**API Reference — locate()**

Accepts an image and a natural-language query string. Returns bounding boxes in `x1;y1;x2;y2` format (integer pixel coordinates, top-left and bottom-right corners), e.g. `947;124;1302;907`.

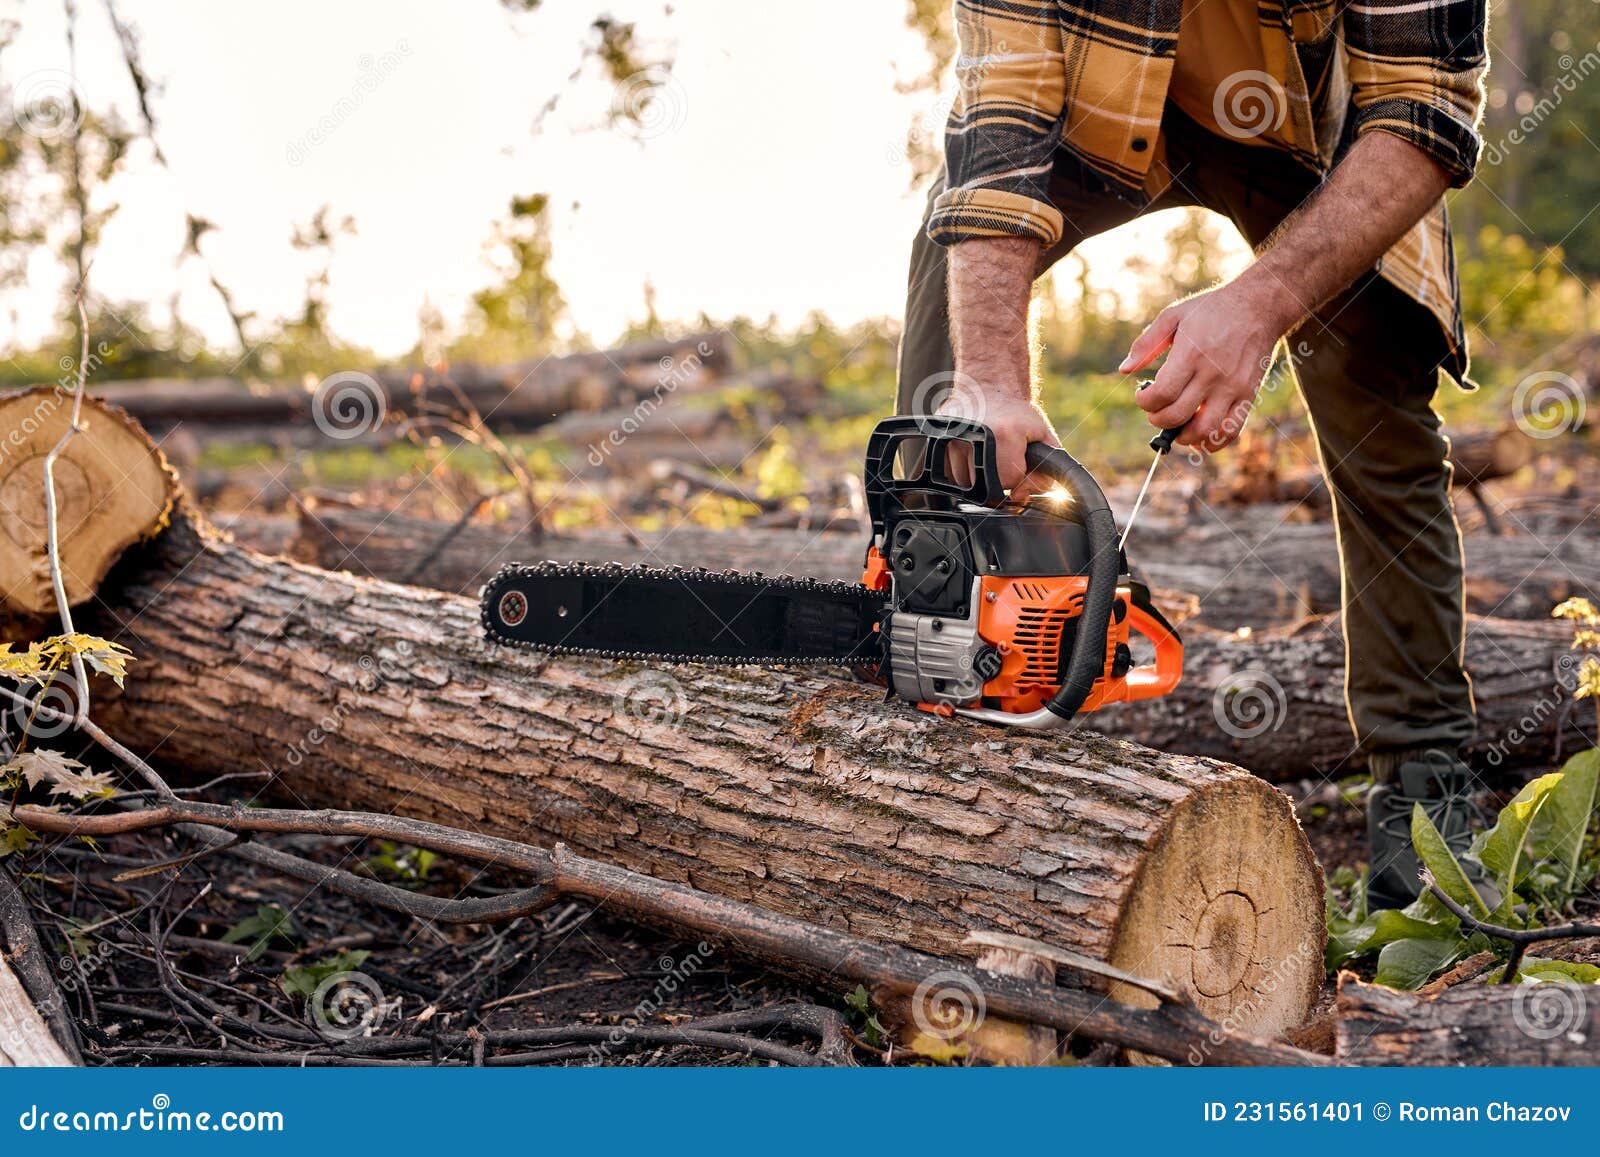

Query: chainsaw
480;415;1183;730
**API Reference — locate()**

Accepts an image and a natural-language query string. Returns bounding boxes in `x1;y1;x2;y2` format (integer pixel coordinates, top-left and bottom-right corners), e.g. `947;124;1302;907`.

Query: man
898;0;1489;908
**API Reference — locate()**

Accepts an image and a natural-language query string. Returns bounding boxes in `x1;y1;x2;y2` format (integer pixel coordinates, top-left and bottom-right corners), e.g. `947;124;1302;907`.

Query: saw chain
479;560;886;666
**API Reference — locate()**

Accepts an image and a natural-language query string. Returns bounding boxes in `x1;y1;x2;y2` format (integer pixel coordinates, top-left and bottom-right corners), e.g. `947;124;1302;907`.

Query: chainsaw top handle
1020;441;1122;722
863;415;1121;724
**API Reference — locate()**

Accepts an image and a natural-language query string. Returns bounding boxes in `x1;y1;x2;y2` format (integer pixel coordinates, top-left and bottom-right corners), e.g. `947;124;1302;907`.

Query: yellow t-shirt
1169;0;1290;146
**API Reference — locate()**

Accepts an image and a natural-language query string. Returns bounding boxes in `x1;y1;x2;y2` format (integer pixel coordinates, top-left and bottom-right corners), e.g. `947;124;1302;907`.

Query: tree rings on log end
0;388;178;617
1109;777;1325;1052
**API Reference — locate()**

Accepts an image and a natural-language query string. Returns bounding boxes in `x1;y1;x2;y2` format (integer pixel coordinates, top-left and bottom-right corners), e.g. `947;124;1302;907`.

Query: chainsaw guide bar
480;560;886;666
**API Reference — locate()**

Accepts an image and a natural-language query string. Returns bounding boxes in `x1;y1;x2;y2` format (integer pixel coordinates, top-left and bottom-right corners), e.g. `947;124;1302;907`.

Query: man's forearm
947;236;1041;399
1238;132;1451;332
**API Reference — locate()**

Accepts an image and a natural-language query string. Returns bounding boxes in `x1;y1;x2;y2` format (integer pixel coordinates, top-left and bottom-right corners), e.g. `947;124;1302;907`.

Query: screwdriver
1118;388;1190;551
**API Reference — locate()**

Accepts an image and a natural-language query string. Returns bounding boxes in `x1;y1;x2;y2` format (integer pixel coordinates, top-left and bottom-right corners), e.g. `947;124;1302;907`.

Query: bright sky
2;0;1239;359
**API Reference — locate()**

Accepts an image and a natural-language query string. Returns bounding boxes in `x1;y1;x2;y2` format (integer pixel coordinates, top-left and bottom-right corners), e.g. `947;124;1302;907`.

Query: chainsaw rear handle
862;414;1004;533
1021;442;1123;722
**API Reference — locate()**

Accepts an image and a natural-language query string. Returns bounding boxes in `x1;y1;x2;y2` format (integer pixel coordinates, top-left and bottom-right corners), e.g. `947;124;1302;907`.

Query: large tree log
275;505;1585;779
62;333;732;441
81;511;1326;1041
1336;973;1600;1065
1108;614;1582;780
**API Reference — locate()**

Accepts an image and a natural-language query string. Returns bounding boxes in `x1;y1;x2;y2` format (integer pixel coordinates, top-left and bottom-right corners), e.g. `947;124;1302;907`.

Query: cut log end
0;389;178;616
1111;777;1325;1040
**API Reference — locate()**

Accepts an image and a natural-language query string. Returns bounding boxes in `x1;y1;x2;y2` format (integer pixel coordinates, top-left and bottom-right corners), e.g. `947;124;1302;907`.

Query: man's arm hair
1239;131;1451;333
948;236;1041;400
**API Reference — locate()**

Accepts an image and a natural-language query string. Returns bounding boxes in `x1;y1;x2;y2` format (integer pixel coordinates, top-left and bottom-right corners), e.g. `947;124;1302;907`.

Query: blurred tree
1455;0;1600;276
445;194;573;364
899;0;956;188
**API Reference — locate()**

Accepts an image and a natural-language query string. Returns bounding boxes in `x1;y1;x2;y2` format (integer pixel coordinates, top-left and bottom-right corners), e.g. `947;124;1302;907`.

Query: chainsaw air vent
1013;604;1077;684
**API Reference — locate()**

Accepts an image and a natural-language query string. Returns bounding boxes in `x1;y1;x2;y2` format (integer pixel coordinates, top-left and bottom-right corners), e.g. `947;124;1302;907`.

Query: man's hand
1118;132;1451;453
935;390;1061;502
1119;281;1290;451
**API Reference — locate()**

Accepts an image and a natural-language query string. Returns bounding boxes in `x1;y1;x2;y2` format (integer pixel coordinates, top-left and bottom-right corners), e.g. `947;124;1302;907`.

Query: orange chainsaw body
861;546;1182;719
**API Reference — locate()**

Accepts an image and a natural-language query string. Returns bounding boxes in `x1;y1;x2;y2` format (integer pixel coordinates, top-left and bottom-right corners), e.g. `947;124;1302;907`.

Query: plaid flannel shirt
930;0;1488;380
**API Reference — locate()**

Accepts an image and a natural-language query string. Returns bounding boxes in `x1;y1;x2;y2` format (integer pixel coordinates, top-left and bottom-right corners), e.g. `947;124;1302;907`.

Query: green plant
361;842;437;888
844;984;885;1048
220;904;298;962
1327;749;1600;988
280;949;372;999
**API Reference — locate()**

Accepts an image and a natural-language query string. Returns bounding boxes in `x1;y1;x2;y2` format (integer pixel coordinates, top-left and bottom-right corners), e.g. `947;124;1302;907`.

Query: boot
1366;748;1493;911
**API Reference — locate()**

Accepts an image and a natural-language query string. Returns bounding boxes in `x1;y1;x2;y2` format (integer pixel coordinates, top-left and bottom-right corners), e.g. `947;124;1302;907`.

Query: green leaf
1537;750;1599;893
1373;936;1465;990
220;904;297;962
1412;804;1490;919
1517;958;1600;984
280;949;371;999
1475;772;1559;895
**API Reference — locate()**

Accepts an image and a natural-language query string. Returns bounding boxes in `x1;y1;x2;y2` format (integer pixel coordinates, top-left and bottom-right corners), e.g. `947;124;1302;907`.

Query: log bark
274;504;1587;779
1336;973;1600;1065
0;389;178;616
71;333;732;439
84;512;1326;1041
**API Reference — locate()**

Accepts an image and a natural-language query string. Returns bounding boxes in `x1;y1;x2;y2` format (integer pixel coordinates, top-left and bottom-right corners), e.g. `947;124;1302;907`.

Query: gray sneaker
1366;749;1493;911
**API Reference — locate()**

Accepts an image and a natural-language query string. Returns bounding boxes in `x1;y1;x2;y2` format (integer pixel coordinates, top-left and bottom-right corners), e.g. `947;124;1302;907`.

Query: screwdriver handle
1149;421;1189;455
1135;379;1189;455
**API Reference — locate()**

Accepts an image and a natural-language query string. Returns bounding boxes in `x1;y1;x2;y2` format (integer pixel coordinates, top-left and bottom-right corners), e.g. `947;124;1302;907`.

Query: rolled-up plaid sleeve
927;0;1066;247
1342;0;1488;187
